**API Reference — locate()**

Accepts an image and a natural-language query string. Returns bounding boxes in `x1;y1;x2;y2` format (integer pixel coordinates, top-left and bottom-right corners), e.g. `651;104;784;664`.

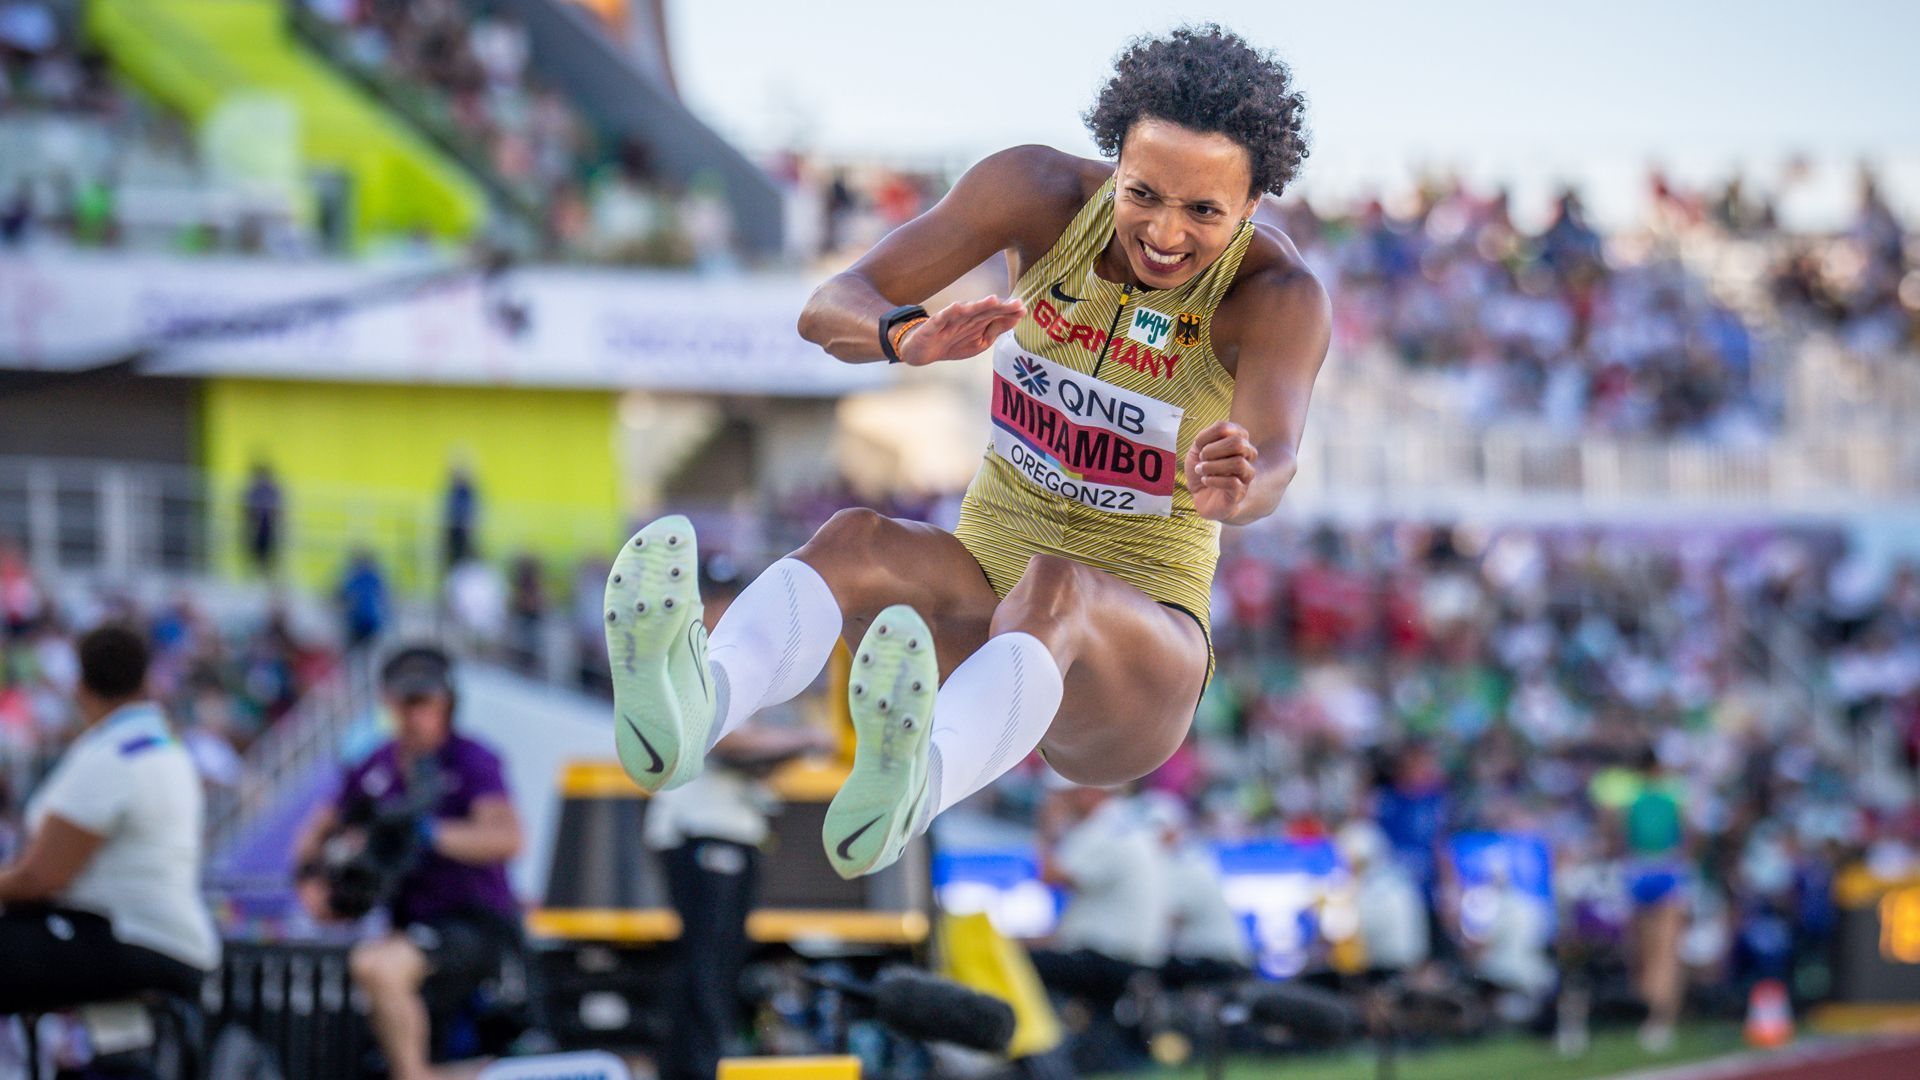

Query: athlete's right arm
797;145;1065;365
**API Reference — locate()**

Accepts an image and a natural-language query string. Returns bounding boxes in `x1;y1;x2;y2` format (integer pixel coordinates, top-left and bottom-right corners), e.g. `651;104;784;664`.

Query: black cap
379;644;454;701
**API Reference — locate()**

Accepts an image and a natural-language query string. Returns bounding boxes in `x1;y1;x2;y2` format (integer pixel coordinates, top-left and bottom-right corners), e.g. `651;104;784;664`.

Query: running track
1622;1036;1920;1080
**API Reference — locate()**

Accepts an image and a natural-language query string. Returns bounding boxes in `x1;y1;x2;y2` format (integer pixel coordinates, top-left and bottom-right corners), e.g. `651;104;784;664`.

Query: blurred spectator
1466;854;1557;1024
443;465;479;571
242;462;284;577
1032;785;1171;1070
292;645;526;1080
1142;793;1253;988
644;572;833;1080
1618;746;1689;1051
338;548;392;652
1375;742;1451;941
1335;820;1430;975
505;553;547;675
0;625;220;1014
445;557;507;651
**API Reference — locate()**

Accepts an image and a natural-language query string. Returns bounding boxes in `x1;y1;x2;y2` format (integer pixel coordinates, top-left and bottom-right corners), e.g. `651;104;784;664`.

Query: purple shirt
334;734;519;925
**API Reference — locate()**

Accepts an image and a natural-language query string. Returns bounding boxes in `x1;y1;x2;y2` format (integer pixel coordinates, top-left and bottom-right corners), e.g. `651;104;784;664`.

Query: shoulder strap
1018;175;1117;293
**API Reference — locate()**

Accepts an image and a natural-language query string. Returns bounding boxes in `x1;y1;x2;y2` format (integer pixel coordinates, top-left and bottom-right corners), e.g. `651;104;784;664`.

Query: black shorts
0;906;205;1015
401;910;522;1019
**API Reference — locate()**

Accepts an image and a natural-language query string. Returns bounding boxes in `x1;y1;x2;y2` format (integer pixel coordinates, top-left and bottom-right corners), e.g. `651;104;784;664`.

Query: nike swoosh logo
836;815;884;862
1049;281;1084;305
621;713;665;773
686;620;711;702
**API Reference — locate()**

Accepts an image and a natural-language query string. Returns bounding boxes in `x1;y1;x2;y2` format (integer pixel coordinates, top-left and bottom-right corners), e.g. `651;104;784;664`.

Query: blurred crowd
0;0;136;250
1289;182;1769;440
302;0;740;266
8;0;1915;401
0;536;337;863
1016;517;1917;1026
763;150;946;264
10;458;1920;1048
1768;172;1920;357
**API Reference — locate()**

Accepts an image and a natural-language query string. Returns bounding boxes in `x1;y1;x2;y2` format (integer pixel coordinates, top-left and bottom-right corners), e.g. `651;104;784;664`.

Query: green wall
89;0;486;246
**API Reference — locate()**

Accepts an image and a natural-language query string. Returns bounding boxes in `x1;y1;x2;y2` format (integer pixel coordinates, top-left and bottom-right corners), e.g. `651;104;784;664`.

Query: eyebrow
1126;181;1222;211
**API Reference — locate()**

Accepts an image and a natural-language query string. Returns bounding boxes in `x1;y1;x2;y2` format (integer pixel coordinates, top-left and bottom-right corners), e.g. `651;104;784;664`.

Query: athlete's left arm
1187;266;1332;526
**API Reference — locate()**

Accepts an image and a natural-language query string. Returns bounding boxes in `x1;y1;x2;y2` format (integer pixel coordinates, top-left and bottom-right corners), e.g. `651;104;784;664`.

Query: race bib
989;333;1183;516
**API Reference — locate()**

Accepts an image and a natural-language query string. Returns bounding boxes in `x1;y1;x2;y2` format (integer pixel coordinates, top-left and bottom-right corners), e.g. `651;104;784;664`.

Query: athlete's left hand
1185;420;1259;522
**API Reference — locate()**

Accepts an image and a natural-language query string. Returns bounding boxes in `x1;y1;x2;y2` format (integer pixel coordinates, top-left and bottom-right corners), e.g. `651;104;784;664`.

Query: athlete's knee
797;507;898;568
996;554;1092;625
991;554;1092;651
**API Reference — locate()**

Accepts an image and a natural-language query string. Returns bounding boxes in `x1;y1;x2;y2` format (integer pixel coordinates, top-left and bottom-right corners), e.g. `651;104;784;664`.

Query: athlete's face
1110;118;1261;290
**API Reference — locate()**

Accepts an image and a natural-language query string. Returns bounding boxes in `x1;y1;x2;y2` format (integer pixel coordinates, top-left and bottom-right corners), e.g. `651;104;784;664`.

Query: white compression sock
920;631;1065;829
704;557;844;749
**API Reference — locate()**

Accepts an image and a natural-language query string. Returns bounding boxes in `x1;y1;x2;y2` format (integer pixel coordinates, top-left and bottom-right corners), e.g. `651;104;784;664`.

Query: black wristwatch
879;304;929;364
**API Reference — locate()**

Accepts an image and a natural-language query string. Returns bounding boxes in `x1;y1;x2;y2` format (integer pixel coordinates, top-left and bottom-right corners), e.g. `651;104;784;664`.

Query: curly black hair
1085;25;1310;197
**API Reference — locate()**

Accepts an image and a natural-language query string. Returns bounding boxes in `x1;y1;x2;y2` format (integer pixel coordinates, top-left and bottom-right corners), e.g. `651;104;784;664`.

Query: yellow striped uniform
955;175;1254;677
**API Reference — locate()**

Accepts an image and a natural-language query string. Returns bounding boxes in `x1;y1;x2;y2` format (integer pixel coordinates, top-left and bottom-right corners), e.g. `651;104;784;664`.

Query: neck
1096;237;1144;290
82;695;142;728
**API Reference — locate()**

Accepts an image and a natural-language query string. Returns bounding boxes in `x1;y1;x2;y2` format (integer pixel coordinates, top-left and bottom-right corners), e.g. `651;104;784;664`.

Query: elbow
796;278;841;349
1270;446;1300;492
796;296;824;347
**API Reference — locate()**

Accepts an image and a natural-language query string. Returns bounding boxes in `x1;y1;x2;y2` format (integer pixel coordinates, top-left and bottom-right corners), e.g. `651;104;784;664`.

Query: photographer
293;645;524;1080
0;625;219;1013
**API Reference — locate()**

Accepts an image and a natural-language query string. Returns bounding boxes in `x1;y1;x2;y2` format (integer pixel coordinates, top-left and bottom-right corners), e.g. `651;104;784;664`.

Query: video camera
319;757;447;919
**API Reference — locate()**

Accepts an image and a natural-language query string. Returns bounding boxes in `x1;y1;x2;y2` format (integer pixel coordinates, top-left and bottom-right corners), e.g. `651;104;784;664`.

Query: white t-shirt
1052;800;1172;967
1165;846;1252;965
1356;864;1430;971
25;703;221;970
1474;885;1554;997
642;766;769;850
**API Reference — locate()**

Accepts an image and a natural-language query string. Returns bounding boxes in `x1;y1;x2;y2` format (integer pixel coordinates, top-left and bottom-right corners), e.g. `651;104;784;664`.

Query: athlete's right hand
896;295;1025;366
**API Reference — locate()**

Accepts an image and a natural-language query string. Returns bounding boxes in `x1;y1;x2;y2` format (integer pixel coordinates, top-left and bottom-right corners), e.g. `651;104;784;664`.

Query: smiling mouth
1138;239;1190;273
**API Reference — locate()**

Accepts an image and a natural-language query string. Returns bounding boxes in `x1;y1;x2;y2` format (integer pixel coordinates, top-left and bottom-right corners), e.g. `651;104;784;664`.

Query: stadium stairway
87;0;488;249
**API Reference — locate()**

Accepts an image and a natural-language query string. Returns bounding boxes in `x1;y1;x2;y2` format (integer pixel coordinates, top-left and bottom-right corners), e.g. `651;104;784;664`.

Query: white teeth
1142;243;1187;269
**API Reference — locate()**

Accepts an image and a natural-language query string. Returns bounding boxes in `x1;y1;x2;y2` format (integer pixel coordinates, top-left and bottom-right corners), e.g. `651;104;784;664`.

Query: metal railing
0;456;625;596
205;656;376;873
1286;426;1920;513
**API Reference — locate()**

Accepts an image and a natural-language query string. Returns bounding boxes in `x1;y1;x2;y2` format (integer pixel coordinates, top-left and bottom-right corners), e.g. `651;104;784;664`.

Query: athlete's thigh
793;510;997;677
1036;574;1208;787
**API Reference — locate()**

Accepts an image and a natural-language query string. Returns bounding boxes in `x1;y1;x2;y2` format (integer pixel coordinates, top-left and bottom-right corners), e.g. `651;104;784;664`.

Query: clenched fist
1184;420;1258;522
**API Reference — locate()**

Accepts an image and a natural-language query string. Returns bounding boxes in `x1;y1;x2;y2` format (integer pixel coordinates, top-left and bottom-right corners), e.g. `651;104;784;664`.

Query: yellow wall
202;380;622;592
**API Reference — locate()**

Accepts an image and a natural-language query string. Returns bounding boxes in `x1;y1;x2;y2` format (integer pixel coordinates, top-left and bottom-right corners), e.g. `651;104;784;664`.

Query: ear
1241;194;1262;225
